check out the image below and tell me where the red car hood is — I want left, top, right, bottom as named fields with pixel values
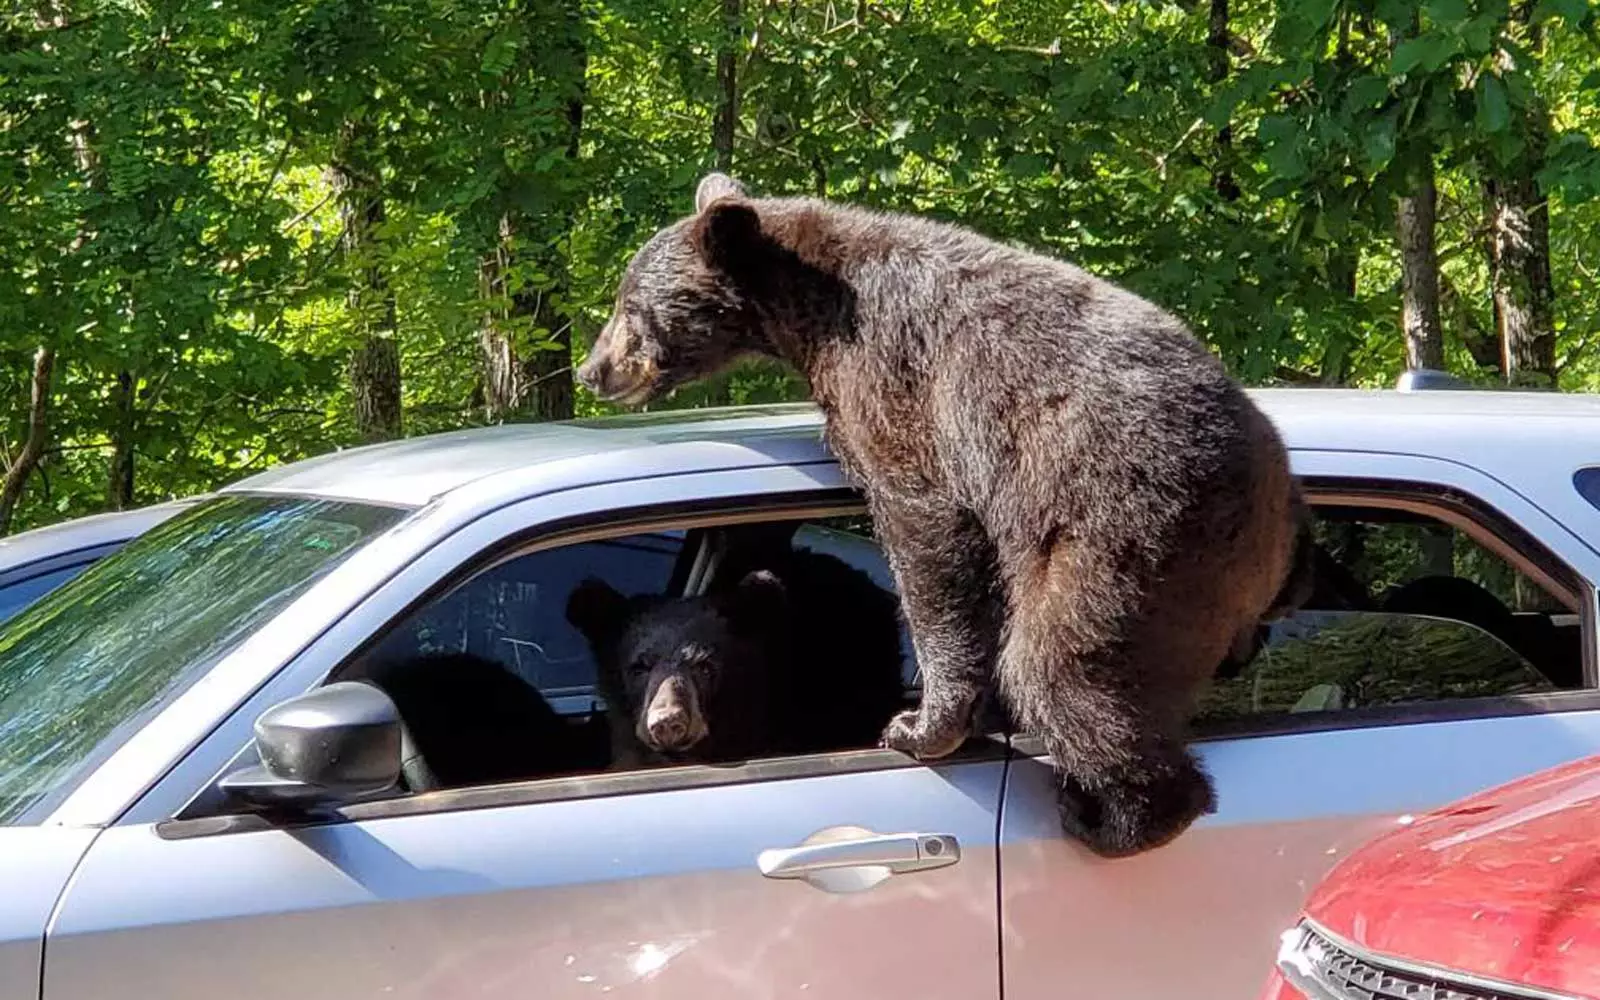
left=1304, top=754, right=1600, bottom=998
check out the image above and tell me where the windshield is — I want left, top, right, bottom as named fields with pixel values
left=0, top=495, right=405, bottom=825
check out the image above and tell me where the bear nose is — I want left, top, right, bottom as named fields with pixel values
left=647, top=705, right=689, bottom=747
left=576, top=355, right=610, bottom=393
left=644, top=675, right=702, bottom=750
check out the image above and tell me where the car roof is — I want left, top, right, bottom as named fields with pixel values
left=217, top=389, right=1600, bottom=509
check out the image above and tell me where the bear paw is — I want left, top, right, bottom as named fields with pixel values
left=880, top=709, right=969, bottom=760
left=1054, top=764, right=1216, bottom=859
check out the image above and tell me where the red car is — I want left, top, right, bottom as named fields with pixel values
left=1263, top=753, right=1600, bottom=1000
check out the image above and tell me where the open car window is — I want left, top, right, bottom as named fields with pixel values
left=1197, top=610, right=1558, bottom=723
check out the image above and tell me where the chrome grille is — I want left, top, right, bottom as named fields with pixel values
left=1277, top=921, right=1578, bottom=1000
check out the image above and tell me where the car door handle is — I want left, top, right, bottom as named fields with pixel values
left=757, top=831, right=961, bottom=880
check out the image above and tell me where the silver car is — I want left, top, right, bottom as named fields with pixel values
left=4, top=386, right=1600, bottom=1000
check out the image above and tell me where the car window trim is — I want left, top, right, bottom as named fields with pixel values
left=1305, top=476, right=1587, bottom=612
left=154, top=735, right=1011, bottom=841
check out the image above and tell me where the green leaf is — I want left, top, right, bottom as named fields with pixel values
left=1362, top=114, right=1399, bottom=169
left=1345, top=75, right=1391, bottom=111
left=1004, top=153, right=1050, bottom=178
left=1264, top=135, right=1310, bottom=181
left=1533, top=0, right=1590, bottom=24
left=1476, top=74, right=1511, bottom=133
left=1391, top=34, right=1459, bottom=75
left=1423, top=0, right=1472, bottom=25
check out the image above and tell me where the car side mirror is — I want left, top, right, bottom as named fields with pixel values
left=219, top=681, right=403, bottom=812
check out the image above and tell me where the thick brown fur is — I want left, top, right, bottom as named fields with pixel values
left=578, top=173, right=1307, bottom=857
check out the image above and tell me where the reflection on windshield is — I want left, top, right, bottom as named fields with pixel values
left=0, top=495, right=404, bottom=825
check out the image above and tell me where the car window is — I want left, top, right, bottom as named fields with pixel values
left=0, top=562, right=95, bottom=626
left=1577, top=467, right=1600, bottom=513
left=1198, top=501, right=1583, bottom=726
left=350, top=531, right=687, bottom=712
left=328, top=511, right=929, bottom=791
left=0, top=495, right=403, bottom=825
left=1196, top=611, right=1556, bottom=723
left=791, top=516, right=919, bottom=687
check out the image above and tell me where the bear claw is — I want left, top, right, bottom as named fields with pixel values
left=880, top=709, right=968, bottom=759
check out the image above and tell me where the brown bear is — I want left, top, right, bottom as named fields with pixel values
left=576, top=172, right=1308, bottom=857
left=565, top=545, right=906, bottom=764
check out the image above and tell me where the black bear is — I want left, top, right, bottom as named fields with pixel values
left=564, top=545, right=906, bottom=764
left=363, top=651, right=610, bottom=789
left=574, top=172, right=1308, bottom=857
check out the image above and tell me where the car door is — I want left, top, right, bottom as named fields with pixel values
left=43, top=471, right=1006, bottom=1000
left=999, top=450, right=1600, bottom=1000
left=0, top=828, right=97, bottom=999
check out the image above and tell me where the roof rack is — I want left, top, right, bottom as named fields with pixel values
left=1395, top=368, right=1472, bottom=392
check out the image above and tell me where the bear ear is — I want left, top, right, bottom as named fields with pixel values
left=566, top=578, right=630, bottom=639
left=690, top=198, right=764, bottom=271
left=723, top=568, right=789, bottom=627
left=695, top=172, right=748, bottom=213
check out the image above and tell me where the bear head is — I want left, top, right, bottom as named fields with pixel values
left=564, top=569, right=791, bottom=761
left=575, top=172, right=780, bottom=406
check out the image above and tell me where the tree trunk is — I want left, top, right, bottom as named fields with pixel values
left=522, top=25, right=586, bottom=424
left=1206, top=0, right=1239, bottom=201
left=1486, top=169, right=1556, bottom=386
left=478, top=217, right=519, bottom=423
left=714, top=0, right=741, bottom=174
left=0, top=348, right=56, bottom=535
left=329, top=123, right=402, bottom=442
left=697, top=0, right=742, bottom=407
left=1485, top=3, right=1556, bottom=389
left=107, top=369, right=136, bottom=510
left=1397, top=161, right=1445, bottom=371
left=1419, top=528, right=1455, bottom=578
left=476, top=2, right=586, bottom=423
left=519, top=291, right=577, bottom=422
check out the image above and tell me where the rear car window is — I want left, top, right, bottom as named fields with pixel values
left=1576, top=467, right=1600, bottom=512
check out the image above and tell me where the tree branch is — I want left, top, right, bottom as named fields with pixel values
left=0, top=347, right=57, bottom=536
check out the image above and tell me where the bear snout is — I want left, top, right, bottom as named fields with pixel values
left=578, top=319, right=660, bottom=405
left=574, top=352, right=610, bottom=393
left=640, top=674, right=707, bottom=751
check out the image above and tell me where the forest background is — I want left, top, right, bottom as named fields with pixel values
left=4, top=0, right=1599, bottom=536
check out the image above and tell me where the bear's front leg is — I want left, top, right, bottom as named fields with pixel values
left=874, top=503, right=1003, bottom=760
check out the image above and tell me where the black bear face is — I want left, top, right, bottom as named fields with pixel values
left=575, top=173, right=767, bottom=406
left=565, top=570, right=789, bottom=760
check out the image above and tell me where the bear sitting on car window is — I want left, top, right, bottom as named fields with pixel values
left=574, top=171, right=1309, bottom=856
left=565, top=546, right=906, bottom=765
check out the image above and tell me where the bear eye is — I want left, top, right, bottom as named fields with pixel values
left=627, top=658, right=652, bottom=676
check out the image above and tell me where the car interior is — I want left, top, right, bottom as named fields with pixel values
left=327, top=497, right=1589, bottom=794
